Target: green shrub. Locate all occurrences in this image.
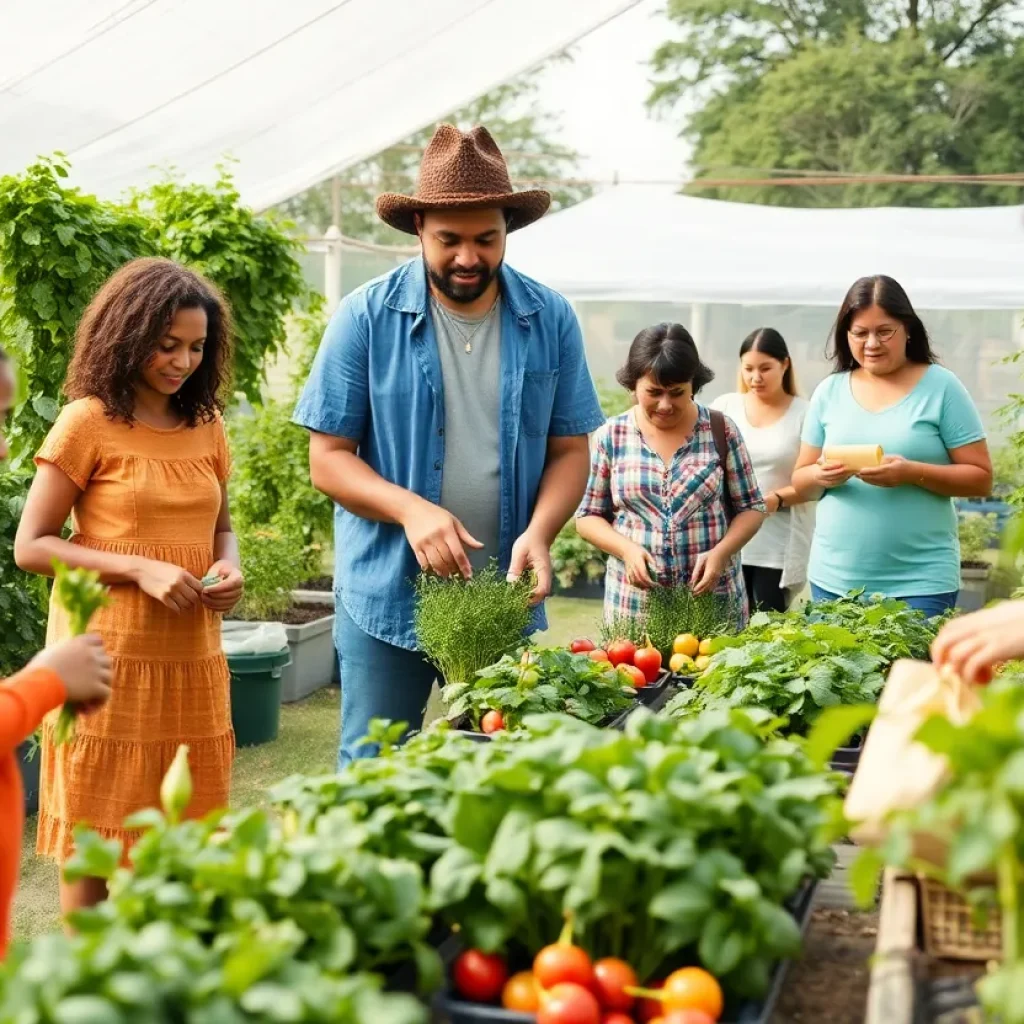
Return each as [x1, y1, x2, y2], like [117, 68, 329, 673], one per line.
[550, 520, 606, 589]
[234, 517, 308, 621]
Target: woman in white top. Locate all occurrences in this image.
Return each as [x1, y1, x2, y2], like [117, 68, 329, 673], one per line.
[712, 328, 815, 612]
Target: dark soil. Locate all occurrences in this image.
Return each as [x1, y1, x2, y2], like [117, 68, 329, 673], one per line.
[770, 908, 879, 1024]
[298, 576, 334, 592]
[230, 603, 333, 626]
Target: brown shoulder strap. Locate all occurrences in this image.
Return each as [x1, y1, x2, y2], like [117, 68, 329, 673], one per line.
[709, 408, 728, 475]
[708, 408, 734, 518]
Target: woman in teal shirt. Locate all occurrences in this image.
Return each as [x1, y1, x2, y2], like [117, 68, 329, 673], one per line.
[792, 275, 992, 616]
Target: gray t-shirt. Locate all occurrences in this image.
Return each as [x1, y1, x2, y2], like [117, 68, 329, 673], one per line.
[430, 297, 502, 571]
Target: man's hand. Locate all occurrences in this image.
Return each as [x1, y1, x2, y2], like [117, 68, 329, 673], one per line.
[858, 454, 910, 489]
[402, 498, 483, 578]
[507, 529, 552, 606]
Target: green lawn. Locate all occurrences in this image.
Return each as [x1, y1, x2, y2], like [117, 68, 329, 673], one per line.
[12, 596, 604, 942]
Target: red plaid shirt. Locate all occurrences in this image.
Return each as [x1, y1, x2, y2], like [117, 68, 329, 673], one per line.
[577, 406, 765, 625]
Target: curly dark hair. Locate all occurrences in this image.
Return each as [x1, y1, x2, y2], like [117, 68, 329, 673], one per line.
[65, 258, 232, 425]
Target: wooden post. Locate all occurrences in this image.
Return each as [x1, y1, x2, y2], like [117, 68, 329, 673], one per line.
[865, 868, 917, 1024]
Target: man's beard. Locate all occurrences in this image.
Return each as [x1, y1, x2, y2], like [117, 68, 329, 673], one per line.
[424, 255, 500, 304]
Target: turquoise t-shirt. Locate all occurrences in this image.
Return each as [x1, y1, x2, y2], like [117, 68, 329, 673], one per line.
[802, 365, 985, 597]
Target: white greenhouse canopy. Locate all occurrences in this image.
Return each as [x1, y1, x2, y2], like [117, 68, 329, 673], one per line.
[0, 0, 638, 209]
[506, 186, 1024, 310]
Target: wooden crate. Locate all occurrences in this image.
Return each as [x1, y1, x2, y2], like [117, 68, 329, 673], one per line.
[919, 876, 1002, 962]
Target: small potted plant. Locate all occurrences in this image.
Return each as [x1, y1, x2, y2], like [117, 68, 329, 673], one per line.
[551, 520, 607, 600]
[224, 514, 337, 705]
[957, 512, 997, 611]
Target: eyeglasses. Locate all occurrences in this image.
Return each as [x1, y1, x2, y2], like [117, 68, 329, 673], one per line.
[849, 325, 901, 343]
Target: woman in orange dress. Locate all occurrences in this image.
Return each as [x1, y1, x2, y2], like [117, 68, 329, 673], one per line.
[15, 258, 243, 914]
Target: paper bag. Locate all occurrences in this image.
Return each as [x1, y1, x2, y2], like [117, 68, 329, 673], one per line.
[845, 659, 981, 860]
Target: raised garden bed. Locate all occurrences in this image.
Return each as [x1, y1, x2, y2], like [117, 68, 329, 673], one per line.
[434, 880, 819, 1024]
[224, 601, 336, 703]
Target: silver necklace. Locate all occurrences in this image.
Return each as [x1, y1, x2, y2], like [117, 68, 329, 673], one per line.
[432, 296, 499, 354]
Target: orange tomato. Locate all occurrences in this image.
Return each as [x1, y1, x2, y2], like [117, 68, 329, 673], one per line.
[673, 634, 699, 657]
[502, 971, 540, 1012]
[659, 968, 723, 1020]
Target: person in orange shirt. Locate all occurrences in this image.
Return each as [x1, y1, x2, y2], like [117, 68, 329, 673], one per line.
[0, 344, 112, 958]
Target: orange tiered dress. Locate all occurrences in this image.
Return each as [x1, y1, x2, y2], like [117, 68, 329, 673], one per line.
[35, 397, 234, 861]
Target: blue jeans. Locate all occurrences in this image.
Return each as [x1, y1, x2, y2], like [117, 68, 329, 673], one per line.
[809, 584, 958, 619]
[334, 601, 437, 768]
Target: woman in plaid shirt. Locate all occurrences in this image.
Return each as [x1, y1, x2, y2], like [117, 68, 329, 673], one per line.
[576, 323, 767, 627]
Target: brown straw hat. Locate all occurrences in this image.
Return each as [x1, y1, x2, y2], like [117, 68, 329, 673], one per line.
[376, 124, 552, 235]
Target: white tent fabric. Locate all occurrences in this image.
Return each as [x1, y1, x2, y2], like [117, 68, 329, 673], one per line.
[0, 0, 638, 209]
[506, 186, 1024, 309]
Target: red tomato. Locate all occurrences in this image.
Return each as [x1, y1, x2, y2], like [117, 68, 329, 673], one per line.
[570, 637, 596, 654]
[538, 983, 602, 1024]
[637, 980, 666, 1022]
[633, 645, 663, 683]
[589, 649, 611, 664]
[619, 664, 648, 689]
[480, 711, 505, 734]
[593, 958, 637, 1011]
[534, 942, 595, 990]
[601, 1014, 636, 1024]
[607, 639, 637, 666]
[452, 950, 508, 1002]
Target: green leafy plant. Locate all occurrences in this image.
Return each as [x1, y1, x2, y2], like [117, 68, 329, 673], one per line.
[801, 592, 951, 663]
[959, 511, 997, 567]
[666, 620, 886, 734]
[234, 516, 308, 621]
[599, 612, 649, 649]
[441, 646, 636, 730]
[136, 168, 309, 403]
[0, 472, 48, 676]
[646, 586, 738, 656]
[414, 562, 534, 685]
[50, 560, 110, 744]
[426, 708, 838, 994]
[550, 520, 606, 590]
[0, 919, 427, 1024]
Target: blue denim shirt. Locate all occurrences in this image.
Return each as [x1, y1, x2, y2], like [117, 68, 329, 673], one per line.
[293, 258, 605, 650]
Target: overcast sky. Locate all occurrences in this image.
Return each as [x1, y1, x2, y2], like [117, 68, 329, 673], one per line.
[535, 0, 692, 186]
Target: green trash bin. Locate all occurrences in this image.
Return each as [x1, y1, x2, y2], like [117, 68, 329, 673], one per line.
[227, 647, 291, 747]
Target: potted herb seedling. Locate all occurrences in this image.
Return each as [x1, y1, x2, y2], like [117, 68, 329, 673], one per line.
[958, 512, 996, 612]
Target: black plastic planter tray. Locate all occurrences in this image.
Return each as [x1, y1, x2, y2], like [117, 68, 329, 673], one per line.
[434, 881, 818, 1023]
[634, 668, 674, 706]
[916, 975, 983, 1023]
[829, 732, 864, 773]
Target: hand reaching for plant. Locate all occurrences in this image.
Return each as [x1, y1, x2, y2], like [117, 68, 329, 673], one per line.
[931, 600, 1024, 684]
[507, 529, 551, 605]
[622, 542, 657, 589]
[30, 635, 112, 713]
[403, 498, 483, 578]
[134, 558, 204, 613]
[691, 545, 729, 596]
[201, 560, 245, 613]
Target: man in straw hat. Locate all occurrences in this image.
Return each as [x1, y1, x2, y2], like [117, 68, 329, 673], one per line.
[294, 124, 605, 764]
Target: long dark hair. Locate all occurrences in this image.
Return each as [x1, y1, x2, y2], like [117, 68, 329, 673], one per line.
[65, 258, 232, 426]
[616, 322, 715, 394]
[828, 275, 935, 372]
[738, 327, 797, 396]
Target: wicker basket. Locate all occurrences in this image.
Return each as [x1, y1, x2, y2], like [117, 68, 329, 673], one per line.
[918, 876, 1002, 961]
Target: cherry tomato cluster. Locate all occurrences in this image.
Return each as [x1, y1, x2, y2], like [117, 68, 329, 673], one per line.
[452, 929, 724, 1023]
[569, 636, 663, 689]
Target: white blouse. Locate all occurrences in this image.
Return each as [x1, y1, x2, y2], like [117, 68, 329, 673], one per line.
[712, 392, 814, 586]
